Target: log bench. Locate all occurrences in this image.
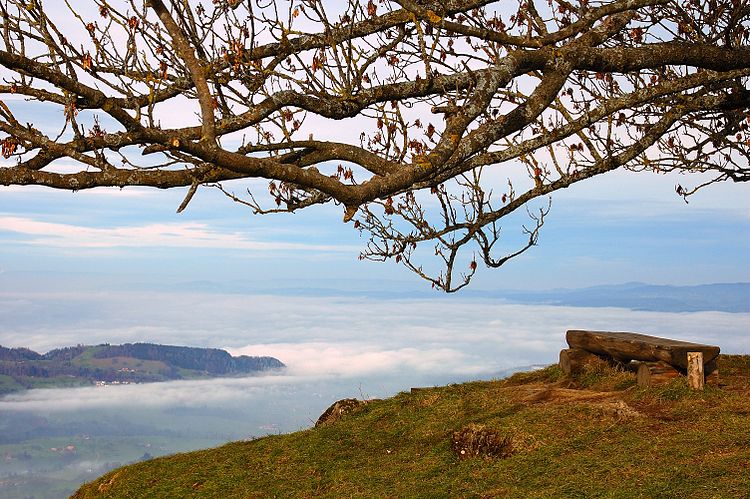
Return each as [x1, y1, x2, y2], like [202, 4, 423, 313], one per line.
[559, 330, 720, 388]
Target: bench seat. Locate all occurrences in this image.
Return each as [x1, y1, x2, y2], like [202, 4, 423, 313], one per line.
[566, 330, 720, 372]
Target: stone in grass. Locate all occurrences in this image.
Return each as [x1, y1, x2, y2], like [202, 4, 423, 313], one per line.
[315, 398, 368, 427]
[451, 424, 514, 460]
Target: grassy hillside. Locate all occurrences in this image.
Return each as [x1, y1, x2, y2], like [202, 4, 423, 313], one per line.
[0, 343, 284, 394]
[74, 355, 750, 498]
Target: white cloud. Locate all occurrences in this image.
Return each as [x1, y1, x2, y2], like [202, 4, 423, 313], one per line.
[0, 216, 356, 252]
[0, 374, 302, 412]
[2, 290, 748, 378]
[230, 342, 479, 377]
[1, 289, 748, 414]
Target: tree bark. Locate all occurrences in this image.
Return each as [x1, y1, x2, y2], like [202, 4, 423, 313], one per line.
[635, 362, 681, 387]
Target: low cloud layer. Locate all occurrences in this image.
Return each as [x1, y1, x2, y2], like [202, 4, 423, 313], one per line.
[0, 373, 305, 412]
[230, 342, 478, 377]
[2, 290, 747, 370]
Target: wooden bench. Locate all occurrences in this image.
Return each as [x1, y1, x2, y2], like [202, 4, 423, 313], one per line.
[559, 330, 720, 388]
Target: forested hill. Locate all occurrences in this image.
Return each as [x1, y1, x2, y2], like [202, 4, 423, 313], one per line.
[0, 343, 284, 395]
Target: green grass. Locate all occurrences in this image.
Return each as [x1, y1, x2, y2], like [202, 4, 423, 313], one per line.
[74, 355, 750, 498]
[0, 374, 25, 394]
[24, 375, 93, 389]
[1, 374, 92, 392]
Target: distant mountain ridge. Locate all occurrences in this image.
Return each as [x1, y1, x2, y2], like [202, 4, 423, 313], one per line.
[261, 281, 750, 313]
[1, 272, 746, 313]
[0, 343, 284, 395]
[183, 280, 750, 313]
[488, 282, 750, 313]
[159, 279, 749, 313]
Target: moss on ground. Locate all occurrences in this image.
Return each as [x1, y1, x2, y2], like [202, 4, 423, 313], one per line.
[74, 355, 750, 498]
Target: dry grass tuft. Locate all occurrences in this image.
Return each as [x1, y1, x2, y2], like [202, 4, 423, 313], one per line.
[575, 357, 637, 391]
[450, 424, 514, 460]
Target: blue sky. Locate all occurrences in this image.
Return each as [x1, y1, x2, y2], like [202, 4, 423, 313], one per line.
[0, 164, 747, 291]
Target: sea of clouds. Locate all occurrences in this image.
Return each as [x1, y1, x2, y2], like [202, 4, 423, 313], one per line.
[1, 289, 748, 414]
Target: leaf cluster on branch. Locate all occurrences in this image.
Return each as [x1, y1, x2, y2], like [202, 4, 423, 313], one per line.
[0, 0, 748, 290]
